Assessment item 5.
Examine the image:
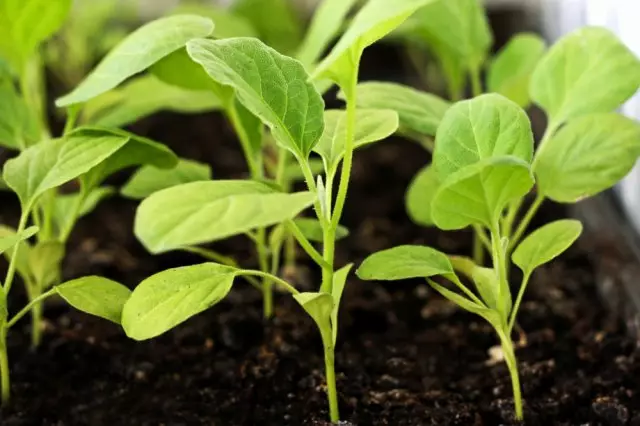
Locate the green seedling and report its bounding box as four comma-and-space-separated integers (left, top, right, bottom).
358, 25, 640, 420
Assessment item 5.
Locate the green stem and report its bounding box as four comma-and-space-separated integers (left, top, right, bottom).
30, 297, 43, 348
63, 106, 79, 136
4, 212, 29, 293
472, 231, 485, 265
470, 64, 482, 97
508, 272, 530, 333
182, 247, 239, 267
502, 197, 524, 239
286, 220, 330, 270
320, 329, 339, 422
0, 326, 9, 406
226, 105, 262, 179
498, 329, 523, 420
6, 289, 56, 329
320, 226, 335, 294
490, 224, 510, 319
509, 192, 545, 252
59, 188, 86, 242
255, 228, 271, 318
240, 270, 299, 296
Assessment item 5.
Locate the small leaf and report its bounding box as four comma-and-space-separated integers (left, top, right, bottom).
513, 219, 583, 277
449, 256, 498, 310
535, 113, 640, 203
487, 33, 546, 107
3, 133, 128, 210
135, 180, 315, 253
331, 263, 353, 345
313, 109, 399, 175
187, 37, 325, 159
0, 225, 37, 255
530, 27, 640, 125
431, 156, 534, 230
406, 165, 439, 227
56, 276, 132, 324
0, 84, 39, 150
428, 279, 502, 329
293, 292, 333, 335
170, 3, 257, 39
357, 245, 453, 281
122, 263, 237, 340
121, 159, 212, 200
28, 241, 64, 289
294, 218, 349, 243
344, 82, 450, 137
52, 186, 115, 234
55, 15, 214, 106
433, 94, 534, 180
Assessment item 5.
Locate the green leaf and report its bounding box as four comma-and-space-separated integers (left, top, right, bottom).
28, 241, 64, 289
56, 276, 132, 324
52, 186, 115, 234
0, 84, 39, 150
294, 218, 349, 243
55, 15, 214, 106
73, 126, 178, 190
357, 245, 453, 281
530, 27, 640, 125
85, 75, 222, 128
331, 263, 352, 345
449, 256, 498, 310
428, 278, 502, 329
293, 292, 333, 335
0, 225, 37, 255
431, 156, 534, 230
433, 93, 534, 180
187, 37, 325, 159
311, 0, 435, 85
296, 0, 358, 67
535, 113, 640, 203
170, 3, 257, 39
513, 219, 583, 277
3, 132, 128, 210
487, 33, 546, 107
406, 165, 439, 227
121, 159, 212, 200
344, 82, 450, 137
135, 180, 315, 253
122, 263, 237, 340
151, 48, 231, 95
313, 109, 399, 175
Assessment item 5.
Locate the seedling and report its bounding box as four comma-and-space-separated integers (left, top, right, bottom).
358, 26, 640, 420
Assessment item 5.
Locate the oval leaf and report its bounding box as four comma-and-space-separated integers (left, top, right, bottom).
135, 180, 315, 253
55, 15, 214, 106
122, 263, 237, 340
530, 27, 640, 125
121, 159, 212, 200
187, 37, 325, 158
56, 276, 131, 324
513, 219, 583, 276
433, 93, 534, 180
357, 245, 453, 281
432, 156, 534, 230
406, 165, 439, 227
535, 113, 640, 203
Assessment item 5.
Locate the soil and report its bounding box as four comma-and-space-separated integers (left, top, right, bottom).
1, 20, 639, 426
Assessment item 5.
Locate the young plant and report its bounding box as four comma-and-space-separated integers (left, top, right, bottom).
358, 26, 640, 421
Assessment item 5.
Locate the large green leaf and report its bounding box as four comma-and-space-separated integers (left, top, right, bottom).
121, 159, 212, 200
313, 109, 399, 175
406, 165, 439, 227
431, 156, 534, 230
535, 114, 640, 203
311, 0, 435, 85
513, 219, 583, 276
187, 37, 325, 159
357, 245, 453, 281
3, 132, 128, 210
135, 180, 315, 253
122, 263, 238, 340
530, 27, 640, 125
0, 85, 39, 150
52, 186, 115, 235
55, 15, 214, 106
171, 3, 257, 39
56, 276, 132, 324
344, 82, 449, 137
433, 94, 534, 180
487, 33, 546, 107
296, 0, 358, 67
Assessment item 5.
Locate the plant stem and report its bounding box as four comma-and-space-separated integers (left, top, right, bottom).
470, 64, 482, 97
4, 213, 29, 294
6, 289, 56, 329
320, 226, 335, 294
226, 105, 262, 179
498, 329, 523, 420
30, 298, 42, 348
287, 221, 330, 270
241, 270, 299, 296
508, 272, 531, 333
255, 227, 272, 318
509, 192, 545, 252
182, 247, 238, 267
321, 329, 339, 422
472, 231, 485, 265
0, 326, 9, 406
490, 225, 510, 319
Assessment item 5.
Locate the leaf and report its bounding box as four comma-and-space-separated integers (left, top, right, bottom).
0, 225, 33, 284
344, 82, 450, 137
52, 186, 115, 234
535, 113, 640, 203
86, 75, 222, 128
433, 93, 534, 180
0, 85, 39, 150
431, 156, 534, 230
530, 27, 640, 125
331, 263, 352, 345
294, 218, 349, 243
170, 3, 257, 39
151, 48, 231, 95
121, 159, 212, 200
296, 0, 358, 67
3, 132, 128, 210
406, 165, 439, 227
187, 37, 325, 159
74, 126, 178, 190
135, 180, 315, 253
357, 245, 453, 281
312, 109, 399, 175
28, 241, 64, 289
56, 276, 132, 324
55, 15, 214, 106
122, 263, 238, 340
0, 226, 37, 255
293, 292, 333, 336
513, 219, 583, 277
449, 256, 498, 310
428, 279, 502, 329
487, 33, 546, 107
311, 0, 435, 85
